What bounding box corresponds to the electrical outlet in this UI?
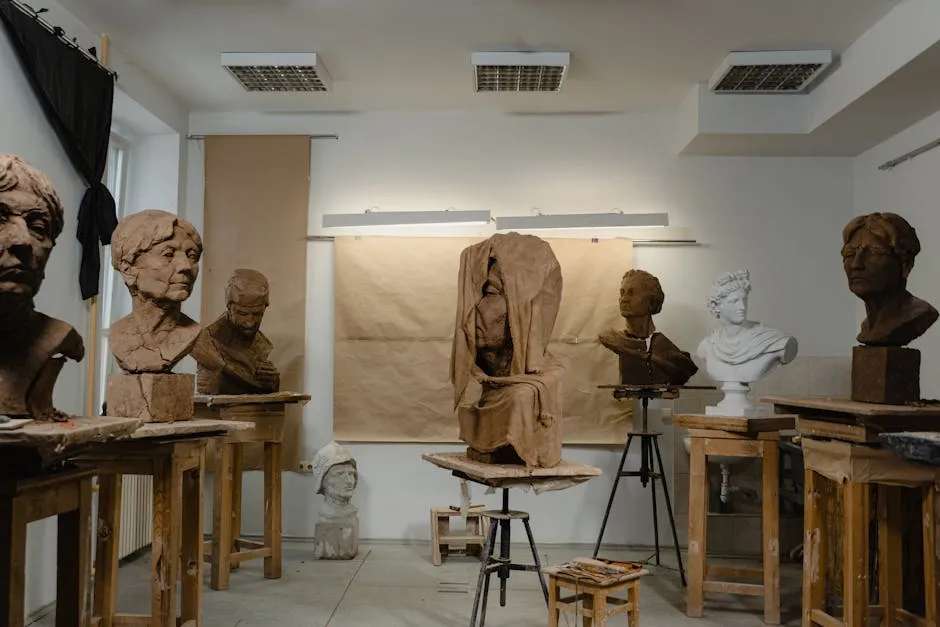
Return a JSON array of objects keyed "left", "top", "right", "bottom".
[{"left": 298, "top": 461, "right": 314, "bottom": 473}]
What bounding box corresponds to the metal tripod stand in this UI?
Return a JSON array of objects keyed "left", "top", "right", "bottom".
[{"left": 592, "top": 385, "right": 687, "bottom": 586}]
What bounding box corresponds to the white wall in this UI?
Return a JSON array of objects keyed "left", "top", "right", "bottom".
[
  {"left": 1, "top": 27, "right": 91, "bottom": 616},
  {"left": 188, "top": 110, "right": 857, "bottom": 546},
  {"left": 853, "top": 108, "right": 940, "bottom": 397}
]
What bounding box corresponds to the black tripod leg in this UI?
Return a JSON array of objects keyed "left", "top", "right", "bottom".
[
  {"left": 498, "top": 516, "right": 510, "bottom": 607},
  {"left": 593, "top": 434, "right": 634, "bottom": 557},
  {"left": 649, "top": 438, "right": 661, "bottom": 565},
  {"left": 522, "top": 517, "right": 549, "bottom": 604},
  {"left": 470, "top": 518, "right": 499, "bottom": 627},
  {"left": 653, "top": 434, "right": 687, "bottom": 587}
]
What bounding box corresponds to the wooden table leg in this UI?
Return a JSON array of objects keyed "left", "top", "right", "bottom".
[
  {"left": 56, "top": 475, "right": 92, "bottom": 627},
  {"left": 0, "top": 494, "right": 27, "bottom": 627},
  {"left": 153, "top": 455, "right": 182, "bottom": 627},
  {"left": 593, "top": 590, "right": 607, "bottom": 627},
  {"left": 230, "top": 444, "right": 243, "bottom": 571},
  {"left": 629, "top": 580, "right": 639, "bottom": 627},
  {"left": 547, "top": 577, "right": 558, "bottom": 627},
  {"left": 762, "top": 440, "right": 781, "bottom": 625},
  {"left": 686, "top": 436, "right": 707, "bottom": 618},
  {"left": 878, "top": 486, "right": 902, "bottom": 627},
  {"left": 93, "top": 474, "right": 122, "bottom": 627},
  {"left": 211, "top": 442, "right": 234, "bottom": 590},
  {"left": 924, "top": 484, "right": 938, "bottom": 627},
  {"left": 264, "top": 441, "right": 282, "bottom": 579},
  {"left": 802, "top": 469, "right": 826, "bottom": 627},
  {"left": 181, "top": 458, "right": 204, "bottom": 626},
  {"left": 843, "top": 482, "right": 870, "bottom": 627}
]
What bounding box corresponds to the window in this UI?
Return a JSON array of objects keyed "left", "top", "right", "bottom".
[{"left": 96, "top": 135, "right": 128, "bottom": 412}]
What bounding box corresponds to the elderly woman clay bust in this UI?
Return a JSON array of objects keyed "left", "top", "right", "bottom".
[
  {"left": 109, "top": 210, "right": 203, "bottom": 373},
  {"left": 0, "top": 154, "right": 84, "bottom": 420},
  {"left": 697, "top": 270, "right": 797, "bottom": 415},
  {"left": 598, "top": 269, "right": 698, "bottom": 386},
  {"left": 842, "top": 213, "right": 938, "bottom": 346}
]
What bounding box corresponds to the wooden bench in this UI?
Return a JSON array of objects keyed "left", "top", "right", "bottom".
[
  {"left": 431, "top": 505, "right": 486, "bottom": 566},
  {"left": 544, "top": 559, "right": 647, "bottom": 627}
]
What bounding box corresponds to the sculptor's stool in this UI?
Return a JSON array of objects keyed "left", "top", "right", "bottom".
[
  {"left": 431, "top": 505, "right": 486, "bottom": 566},
  {"left": 800, "top": 437, "right": 939, "bottom": 627},
  {"left": 0, "top": 467, "right": 93, "bottom": 627},
  {"left": 677, "top": 414, "right": 794, "bottom": 625},
  {"left": 544, "top": 563, "right": 646, "bottom": 627}
]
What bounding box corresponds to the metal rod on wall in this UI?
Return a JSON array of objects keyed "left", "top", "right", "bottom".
[
  {"left": 305, "top": 235, "right": 700, "bottom": 246},
  {"left": 187, "top": 134, "right": 339, "bottom": 141},
  {"left": 878, "top": 136, "right": 940, "bottom": 171}
]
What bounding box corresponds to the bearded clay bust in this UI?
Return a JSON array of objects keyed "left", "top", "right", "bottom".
[
  {"left": 842, "top": 213, "right": 938, "bottom": 346},
  {"left": 598, "top": 269, "right": 697, "bottom": 386},
  {"left": 192, "top": 268, "right": 280, "bottom": 395},
  {"left": 109, "top": 210, "right": 203, "bottom": 373},
  {"left": 0, "top": 154, "right": 84, "bottom": 421}
]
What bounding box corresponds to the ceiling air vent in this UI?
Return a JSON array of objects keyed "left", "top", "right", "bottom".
[
  {"left": 471, "top": 51, "right": 570, "bottom": 93},
  {"left": 221, "top": 52, "right": 332, "bottom": 93},
  {"left": 709, "top": 50, "right": 832, "bottom": 94}
]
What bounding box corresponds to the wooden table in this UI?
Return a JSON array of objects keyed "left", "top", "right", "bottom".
[
  {"left": 78, "top": 419, "right": 250, "bottom": 627},
  {"left": 423, "top": 453, "right": 602, "bottom": 627},
  {"left": 676, "top": 413, "right": 795, "bottom": 625},
  {"left": 764, "top": 396, "right": 940, "bottom": 627},
  {"left": 193, "top": 391, "right": 310, "bottom": 590}
]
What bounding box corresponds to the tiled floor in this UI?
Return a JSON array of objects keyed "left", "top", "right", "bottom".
[{"left": 30, "top": 541, "right": 802, "bottom": 626}]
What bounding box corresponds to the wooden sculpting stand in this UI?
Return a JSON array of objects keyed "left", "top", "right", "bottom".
[
  {"left": 764, "top": 396, "right": 940, "bottom": 627},
  {"left": 676, "top": 413, "right": 795, "bottom": 625},
  {"left": 423, "top": 452, "right": 601, "bottom": 627},
  {"left": 431, "top": 505, "right": 486, "bottom": 566},
  {"left": 194, "top": 392, "right": 310, "bottom": 590},
  {"left": 544, "top": 562, "right": 647, "bottom": 627},
  {"left": 79, "top": 420, "right": 249, "bottom": 627}
]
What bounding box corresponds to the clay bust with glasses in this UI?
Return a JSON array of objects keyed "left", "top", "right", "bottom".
[{"left": 841, "top": 212, "right": 937, "bottom": 346}]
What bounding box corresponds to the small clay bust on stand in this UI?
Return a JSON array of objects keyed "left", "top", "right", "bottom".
[
  {"left": 451, "top": 232, "right": 565, "bottom": 468},
  {"left": 106, "top": 209, "right": 203, "bottom": 422},
  {"left": 192, "top": 268, "right": 280, "bottom": 395},
  {"left": 0, "top": 154, "right": 84, "bottom": 423},
  {"left": 842, "top": 213, "right": 938, "bottom": 403},
  {"left": 312, "top": 441, "right": 359, "bottom": 560},
  {"left": 599, "top": 269, "right": 698, "bottom": 386},
  {"left": 697, "top": 270, "right": 798, "bottom": 416}
]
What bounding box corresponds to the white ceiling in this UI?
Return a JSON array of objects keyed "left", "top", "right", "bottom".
[{"left": 59, "top": 0, "right": 900, "bottom": 113}]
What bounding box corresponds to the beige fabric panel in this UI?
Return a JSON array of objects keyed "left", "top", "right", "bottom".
[
  {"left": 333, "top": 236, "right": 633, "bottom": 443},
  {"left": 202, "top": 135, "right": 310, "bottom": 470}
]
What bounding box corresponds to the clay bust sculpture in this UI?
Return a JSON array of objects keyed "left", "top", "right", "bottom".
[
  {"left": 598, "top": 269, "right": 698, "bottom": 386},
  {"left": 451, "top": 232, "right": 564, "bottom": 468},
  {"left": 192, "top": 268, "right": 280, "bottom": 395},
  {"left": 313, "top": 440, "right": 359, "bottom": 523},
  {"left": 109, "top": 210, "right": 203, "bottom": 373},
  {"left": 697, "top": 270, "right": 798, "bottom": 415},
  {"left": 842, "top": 213, "right": 938, "bottom": 346},
  {"left": 0, "top": 153, "right": 84, "bottom": 421}
]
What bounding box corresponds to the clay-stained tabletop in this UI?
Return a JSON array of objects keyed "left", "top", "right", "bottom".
[
  {"left": 127, "top": 419, "right": 253, "bottom": 440},
  {"left": 422, "top": 452, "right": 602, "bottom": 493},
  {"left": 880, "top": 431, "right": 940, "bottom": 467},
  {"left": 0, "top": 415, "right": 142, "bottom": 450},
  {"left": 193, "top": 391, "right": 311, "bottom": 407},
  {"left": 675, "top": 413, "right": 795, "bottom": 434},
  {"left": 762, "top": 395, "right": 940, "bottom": 417}
]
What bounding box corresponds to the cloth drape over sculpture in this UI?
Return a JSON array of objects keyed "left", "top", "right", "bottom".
[{"left": 450, "top": 232, "right": 565, "bottom": 468}]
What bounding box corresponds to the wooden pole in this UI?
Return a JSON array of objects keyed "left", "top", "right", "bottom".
[{"left": 84, "top": 33, "right": 110, "bottom": 417}]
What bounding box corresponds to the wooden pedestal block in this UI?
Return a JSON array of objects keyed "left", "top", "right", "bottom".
[
  {"left": 852, "top": 346, "right": 920, "bottom": 405},
  {"left": 106, "top": 372, "right": 194, "bottom": 422},
  {"left": 313, "top": 520, "right": 359, "bottom": 560}
]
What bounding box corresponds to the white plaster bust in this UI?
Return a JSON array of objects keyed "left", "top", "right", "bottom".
[
  {"left": 697, "top": 270, "right": 798, "bottom": 415},
  {"left": 312, "top": 441, "right": 358, "bottom": 523}
]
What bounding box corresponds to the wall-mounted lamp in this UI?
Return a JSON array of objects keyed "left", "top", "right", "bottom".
[
  {"left": 495, "top": 211, "right": 669, "bottom": 231},
  {"left": 322, "top": 208, "right": 492, "bottom": 228}
]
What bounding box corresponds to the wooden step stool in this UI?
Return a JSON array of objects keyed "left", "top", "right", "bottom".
[
  {"left": 431, "top": 505, "right": 486, "bottom": 566},
  {"left": 544, "top": 560, "right": 647, "bottom": 627},
  {"left": 0, "top": 466, "right": 94, "bottom": 627}
]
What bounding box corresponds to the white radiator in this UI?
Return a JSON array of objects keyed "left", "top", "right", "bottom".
[{"left": 118, "top": 475, "right": 153, "bottom": 559}]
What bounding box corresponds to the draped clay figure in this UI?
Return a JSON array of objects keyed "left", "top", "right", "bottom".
[
  {"left": 451, "top": 232, "right": 564, "bottom": 468},
  {"left": 842, "top": 213, "right": 938, "bottom": 346},
  {"left": 192, "top": 268, "right": 280, "bottom": 394},
  {"left": 109, "top": 210, "right": 203, "bottom": 373},
  {"left": 697, "top": 270, "right": 798, "bottom": 415},
  {"left": 312, "top": 441, "right": 359, "bottom": 559},
  {"left": 0, "top": 153, "right": 84, "bottom": 421},
  {"left": 598, "top": 269, "right": 698, "bottom": 386}
]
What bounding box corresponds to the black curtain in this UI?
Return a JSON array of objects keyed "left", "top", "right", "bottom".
[{"left": 0, "top": 0, "right": 117, "bottom": 300}]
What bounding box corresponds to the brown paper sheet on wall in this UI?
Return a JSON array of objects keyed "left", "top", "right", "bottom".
[
  {"left": 202, "top": 135, "right": 310, "bottom": 470},
  {"left": 333, "top": 236, "right": 633, "bottom": 443}
]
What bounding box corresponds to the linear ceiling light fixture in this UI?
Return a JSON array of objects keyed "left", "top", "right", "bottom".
[
  {"left": 709, "top": 50, "right": 832, "bottom": 94},
  {"left": 495, "top": 211, "right": 669, "bottom": 231},
  {"left": 221, "top": 52, "right": 332, "bottom": 92},
  {"left": 472, "top": 51, "right": 570, "bottom": 92},
  {"left": 322, "top": 208, "right": 491, "bottom": 228}
]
